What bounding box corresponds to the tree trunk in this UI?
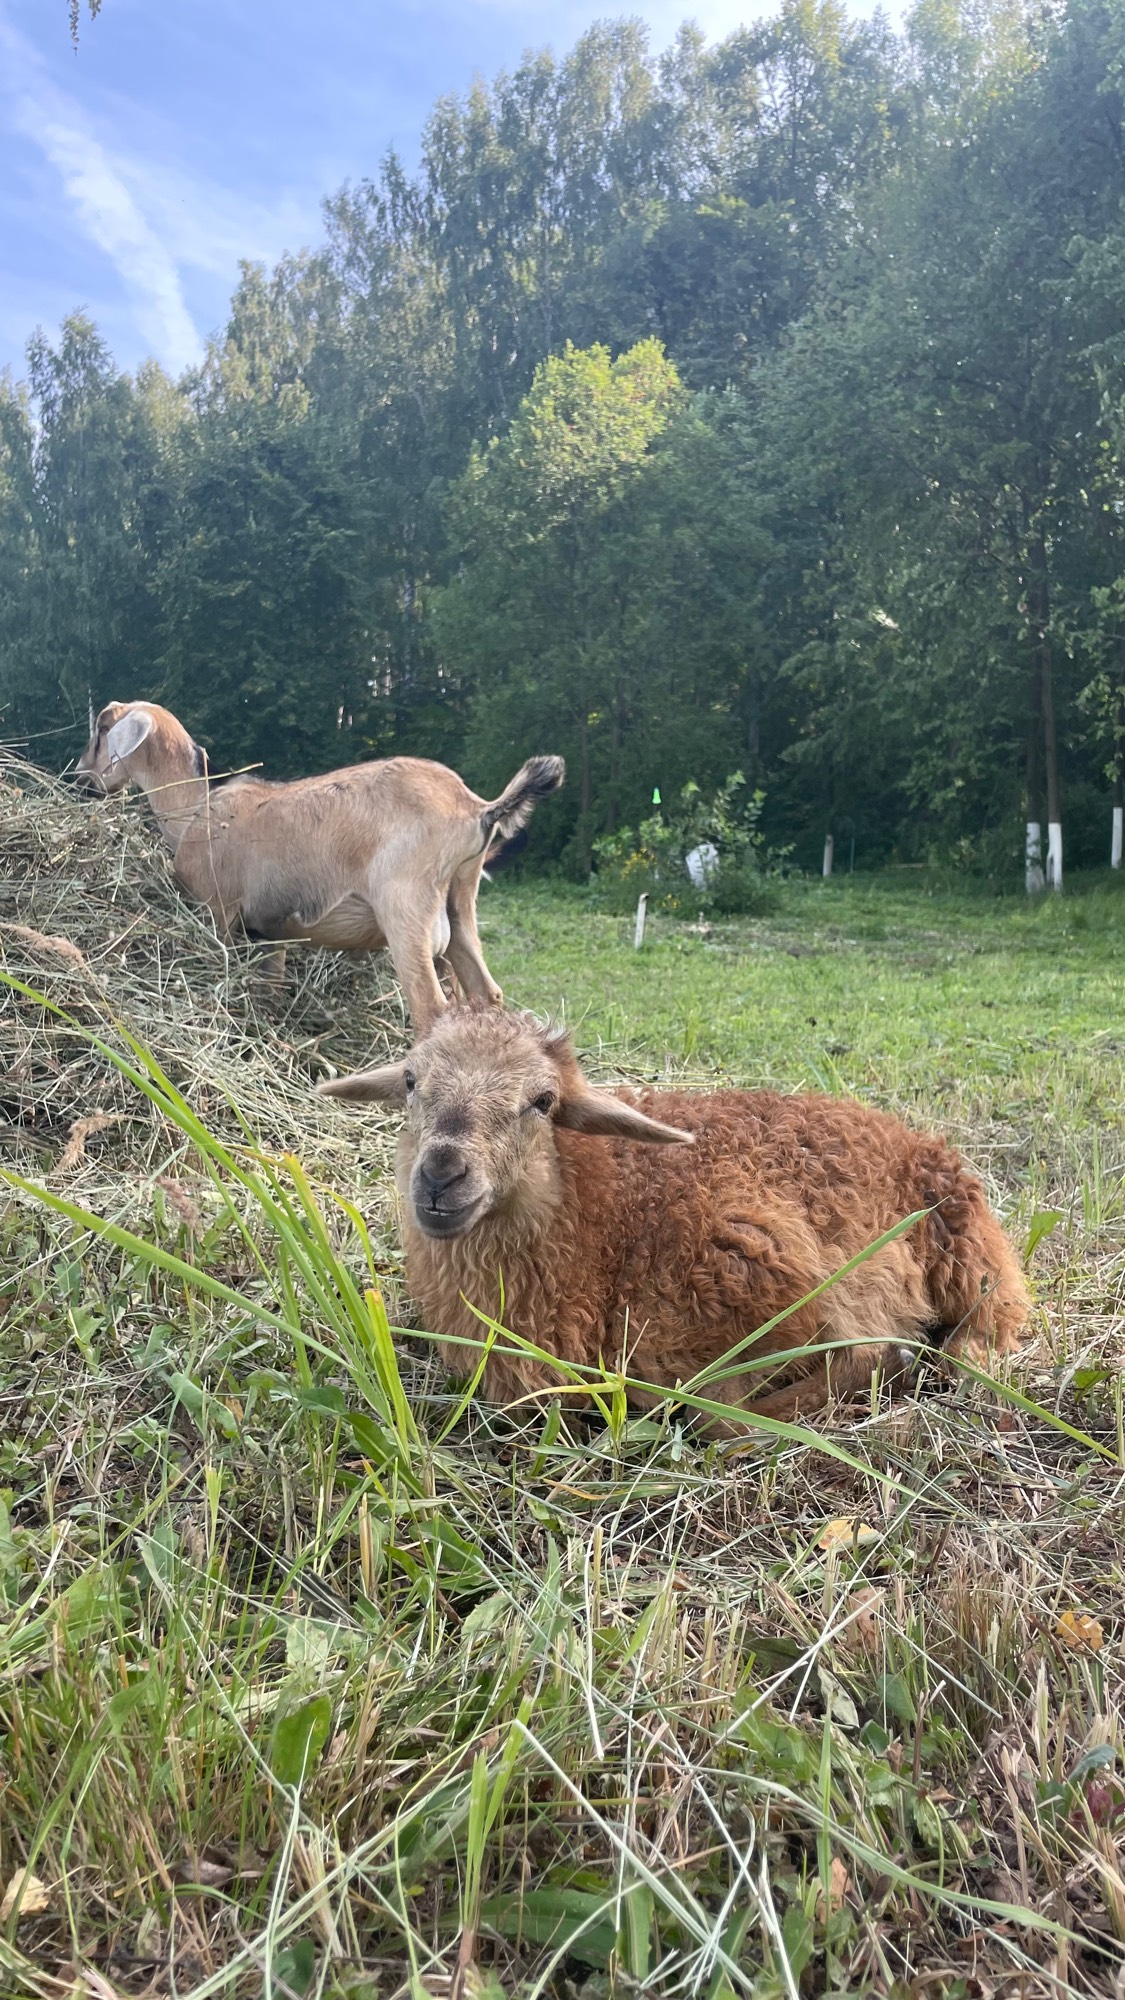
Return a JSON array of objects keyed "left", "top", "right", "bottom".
[
  {"left": 1028, "top": 529, "right": 1062, "bottom": 891},
  {"left": 1025, "top": 656, "right": 1045, "bottom": 895},
  {"left": 1104, "top": 664, "right": 1112, "bottom": 868},
  {"left": 576, "top": 716, "right": 591, "bottom": 876},
  {"left": 606, "top": 683, "right": 623, "bottom": 836},
  {"left": 746, "top": 674, "right": 761, "bottom": 779},
  {"left": 1113, "top": 671, "right": 1123, "bottom": 870},
  {"left": 822, "top": 833, "right": 834, "bottom": 879},
  {"left": 1043, "top": 649, "right": 1063, "bottom": 892}
]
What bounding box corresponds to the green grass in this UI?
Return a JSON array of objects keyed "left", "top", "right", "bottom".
[
  {"left": 2, "top": 872, "right": 1124, "bottom": 1999},
  {"left": 483, "top": 870, "right": 1125, "bottom": 1088}
]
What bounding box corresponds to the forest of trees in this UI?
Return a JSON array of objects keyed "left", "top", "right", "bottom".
[{"left": 5, "top": 0, "right": 1125, "bottom": 884}]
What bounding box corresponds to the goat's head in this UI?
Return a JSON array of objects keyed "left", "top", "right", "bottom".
[
  {"left": 75, "top": 701, "right": 158, "bottom": 794},
  {"left": 318, "top": 1004, "right": 692, "bottom": 1241}
]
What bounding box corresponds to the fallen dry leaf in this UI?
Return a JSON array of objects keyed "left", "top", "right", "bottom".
[
  {"left": 0, "top": 1868, "right": 50, "bottom": 1921},
  {"left": 176, "top": 1855, "right": 234, "bottom": 1888},
  {"left": 80, "top": 1968, "right": 126, "bottom": 2000},
  {"left": 1055, "top": 1609, "right": 1103, "bottom": 1653},
  {"left": 815, "top": 1855, "right": 850, "bottom": 1920},
  {"left": 817, "top": 1516, "right": 880, "bottom": 1553},
  {"left": 841, "top": 1585, "right": 886, "bottom": 1656}
]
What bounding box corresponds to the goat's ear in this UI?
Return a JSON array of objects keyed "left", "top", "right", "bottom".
[
  {"left": 556, "top": 1093, "right": 694, "bottom": 1146},
  {"left": 105, "top": 709, "right": 153, "bottom": 765},
  {"left": 317, "top": 1060, "right": 410, "bottom": 1106}
]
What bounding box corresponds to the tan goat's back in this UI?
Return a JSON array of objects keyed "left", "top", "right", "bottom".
[
  {"left": 182, "top": 757, "right": 492, "bottom": 944},
  {"left": 73, "top": 705, "right": 564, "bottom": 1028}
]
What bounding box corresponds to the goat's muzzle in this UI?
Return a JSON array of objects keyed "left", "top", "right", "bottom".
[{"left": 411, "top": 1150, "right": 485, "bottom": 1239}]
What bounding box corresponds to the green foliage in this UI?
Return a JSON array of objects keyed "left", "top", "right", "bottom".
[
  {"left": 593, "top": 771, "right": 783, "bottom": 914},
  {"left": 5, "top": 0, "right": 1125, "bottom": 880}
]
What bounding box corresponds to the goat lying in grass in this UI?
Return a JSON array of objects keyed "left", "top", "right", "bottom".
[
  {"left": 75, "top": 702, "right": 563, "bottom": 1030},
  {"left": 320, "top": 1005, "right": 1030, "bottom": 1425}
]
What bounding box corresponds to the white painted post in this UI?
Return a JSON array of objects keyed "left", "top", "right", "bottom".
[
  {"left": 822, "top": 833, "right": 834, "bottom": 879},
  {"left": 1112, "top": 807, "right": 1123, "bottom": 870},
  {"left": 1046, "top": 821, "right": 1063, "bottom": 892},
  {"left": 1025, "top": 821, "right": 1045, "bottom": 895},
  {"left": 634, "top": 892, "right": 648, "bottom": 950}
]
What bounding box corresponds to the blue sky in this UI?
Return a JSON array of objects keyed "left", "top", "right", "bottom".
[{"left": 0, "top": 0, "right": 898, "bottom": 383}]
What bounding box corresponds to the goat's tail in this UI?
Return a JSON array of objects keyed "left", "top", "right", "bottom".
[{"left": 480, "top": 755, "right": 565, "bottom": 842}]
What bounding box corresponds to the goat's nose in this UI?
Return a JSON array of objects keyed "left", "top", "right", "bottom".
[{"left": 419, "top": 1157, "right": 468, "bottom": 1200}]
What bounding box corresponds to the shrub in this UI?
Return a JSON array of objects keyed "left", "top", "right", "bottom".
[{"left": 592, "top": 773, "right": 786, "bottom": 916}]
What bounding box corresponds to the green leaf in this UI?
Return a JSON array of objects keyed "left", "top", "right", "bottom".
[
  {"left": 619, "top": 1879, "right": 654, "bottom": 1980},
  {"left": 477, "top": 1885, "right": 618, "bottom": 1968},
  {"left": 56, "top": 1565, "right": 114, "bottom": 1641},
  {"left": 105, "top": 1675, "right": 160, "bottom": 1728},
  {"left": 0, "top": 1494, "right": 18, "bottom": 1602},
  {"left": 270, "top": 1694, "right": 333, "bottom": 1786},
  {"left": 268, "top": 1937, "right": 316, "bottom": 1996},
  {"left": 733, "top": 1704, "right": 817, "bottom": 1782},
  {"left": 137, "top": 1513, "right": 176, "bottom": 1588},
  {"left": 1025, "top": 1209, "right": 1064, "bottom": 1260},
  {"left": 876, "top": 1672, "right": 917, "bottom": 1726},
  {"left": 292, "top": 1383, "right": 348, "bottom": 1416},
  {"left": 782, "top": 1903, "right": 814, "bottom": 1978}
]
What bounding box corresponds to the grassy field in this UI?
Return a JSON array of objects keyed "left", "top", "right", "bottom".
[{"left": 2, "top": 827, "right": 1124, "bottom": 1999}]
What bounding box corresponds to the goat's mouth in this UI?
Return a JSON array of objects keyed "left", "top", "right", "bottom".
[{"left": 412, "top": 1195, "right": 484, "bottom": 1240}]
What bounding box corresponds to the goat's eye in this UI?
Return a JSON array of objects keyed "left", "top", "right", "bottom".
[
  {"left": 530, "top": 1092, "right": 555, "bottom": 1117},
  {"left": 404, "top": 1070, "right": 416, "bottom": 1097}
]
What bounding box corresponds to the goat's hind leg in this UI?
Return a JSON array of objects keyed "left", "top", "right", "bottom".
[{"left": 444, "top": 865, "right": 503, "bottom": 1006}]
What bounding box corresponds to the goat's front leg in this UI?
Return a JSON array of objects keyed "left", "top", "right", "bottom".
[
  {"left": 255, "top": 943, "right": 288, "bottom": 987},
  {"left": 744, "top": 1339, "right": 917, "bottom": 1424},
  {"left": 237, "top": 913, "right": 288, "bottom": 991},
  {"left": 382, "top": 903, "right": 449, "bottom": 1034}
]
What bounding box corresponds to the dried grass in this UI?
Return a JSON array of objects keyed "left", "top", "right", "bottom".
[{"left": 0, "top": 743, "right": 403, "bottom": 1242}]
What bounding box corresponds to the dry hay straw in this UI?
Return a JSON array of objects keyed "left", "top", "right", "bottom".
[{"left": 0, "top": 746, "right": 403, "bottom": 1243}]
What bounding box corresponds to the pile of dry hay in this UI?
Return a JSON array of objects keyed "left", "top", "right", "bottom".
[{"left": 0, "top": 747, "right": 403, "bottom": 1253}]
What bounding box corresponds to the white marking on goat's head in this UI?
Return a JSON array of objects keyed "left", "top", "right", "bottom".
[
  {"left": 75, "top": 700, "right": 155, "bottom": 793},
  {"left": 318, "top": 1004, "right": 692, "bottom": 1241}
]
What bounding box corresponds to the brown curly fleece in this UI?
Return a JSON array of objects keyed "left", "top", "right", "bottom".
[{"left": 332, "top": 1007, "right": 1031, "bottom": 1427}]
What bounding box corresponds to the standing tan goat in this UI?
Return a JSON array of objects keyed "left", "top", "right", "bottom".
[
  {"left": 74, "top": 702, "right": 563, "bottom": 1029},
  {"left": 319, "top": 1005, "right": 1030, "bottom": 1427}
]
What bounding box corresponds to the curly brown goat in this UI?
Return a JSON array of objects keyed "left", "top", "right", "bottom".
[{"left": 319, "top": 1005, "right": 1030, "bottom": 1425}]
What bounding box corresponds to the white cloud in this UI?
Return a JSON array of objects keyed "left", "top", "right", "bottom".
[
  {"left": 32, "top": 116, "right": 201, "bottom": 373},
  {"left": 115, "top": 156, "right": 316, "bottom": 283},
  {"left": 0, "top": 14, "right": 202, "bottom": 372}
]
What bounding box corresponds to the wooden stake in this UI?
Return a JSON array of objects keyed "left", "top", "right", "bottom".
[{"left": 634, "top": 893, "right": 648, "bottom": 950}]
